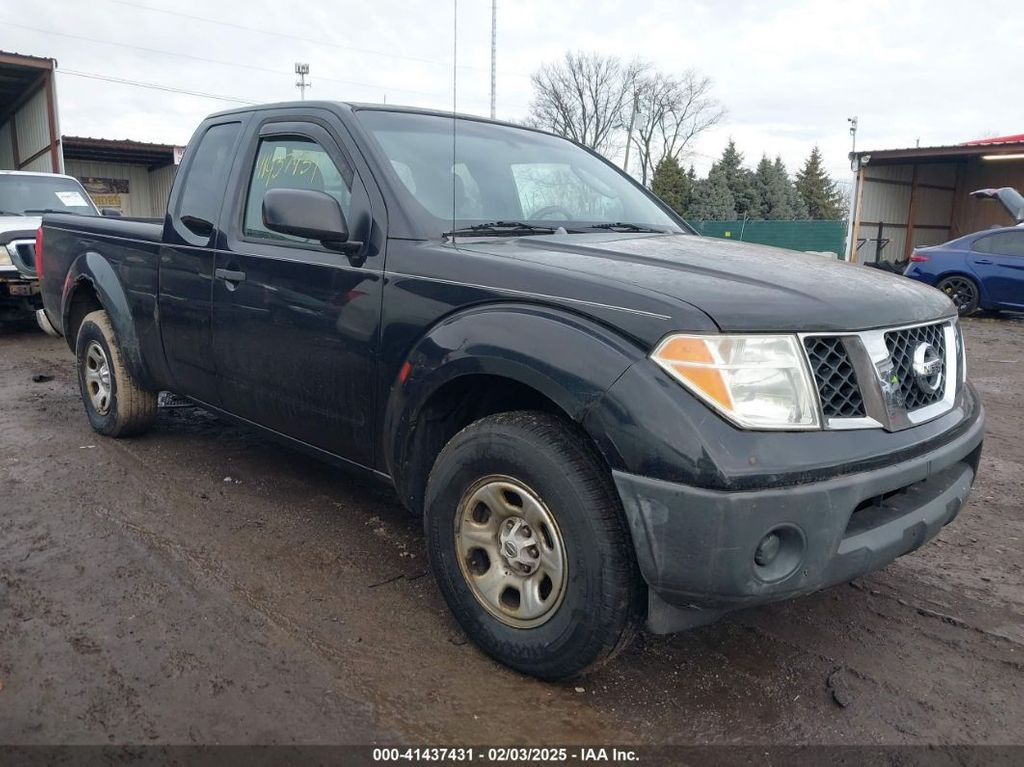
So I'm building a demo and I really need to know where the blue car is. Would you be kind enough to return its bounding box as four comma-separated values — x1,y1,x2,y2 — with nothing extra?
904,226,1024,315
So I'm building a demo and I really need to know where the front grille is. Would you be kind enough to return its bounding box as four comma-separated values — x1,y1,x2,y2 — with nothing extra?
14,242,35,270
804,336,866,418
885,322,946,410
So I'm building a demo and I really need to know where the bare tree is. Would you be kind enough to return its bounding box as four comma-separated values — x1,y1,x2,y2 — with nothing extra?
527,52,646,155
629,70,724,185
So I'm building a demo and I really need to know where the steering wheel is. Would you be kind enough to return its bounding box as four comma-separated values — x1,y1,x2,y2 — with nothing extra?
528,205,573,221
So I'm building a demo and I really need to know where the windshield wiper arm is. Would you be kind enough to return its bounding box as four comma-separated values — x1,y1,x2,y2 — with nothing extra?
23,208,83,216
0,210,24,216
445,221,562,237
587,222,666,233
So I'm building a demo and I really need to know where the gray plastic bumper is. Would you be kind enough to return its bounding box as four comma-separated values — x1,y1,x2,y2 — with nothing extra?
613,406,985,633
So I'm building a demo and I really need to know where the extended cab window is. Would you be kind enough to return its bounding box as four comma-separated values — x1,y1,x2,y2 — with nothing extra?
973,231,1024,256
244,137,353,244
176,122,241,229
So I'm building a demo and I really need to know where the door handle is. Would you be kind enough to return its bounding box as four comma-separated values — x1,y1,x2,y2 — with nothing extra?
215,267,246,283
974,259,993,265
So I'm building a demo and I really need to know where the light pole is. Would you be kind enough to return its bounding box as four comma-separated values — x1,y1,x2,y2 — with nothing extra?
295,63,311,100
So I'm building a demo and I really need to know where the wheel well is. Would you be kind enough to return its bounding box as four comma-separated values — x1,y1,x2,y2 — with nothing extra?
398,375,577,515
936,271,978,285
66,280,103,347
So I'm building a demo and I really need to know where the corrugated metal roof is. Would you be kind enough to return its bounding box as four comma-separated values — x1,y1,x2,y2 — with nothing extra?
62,136,180,152
62,136,182,168
962,133,1024,146
0,50,57,67
853,137,1024,163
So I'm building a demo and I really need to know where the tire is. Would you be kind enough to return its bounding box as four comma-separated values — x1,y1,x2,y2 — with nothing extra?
75,310,157,437
936,275,980,315
424,411,644,680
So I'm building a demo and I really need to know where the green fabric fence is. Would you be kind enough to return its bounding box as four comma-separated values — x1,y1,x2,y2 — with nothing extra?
691,219,847,257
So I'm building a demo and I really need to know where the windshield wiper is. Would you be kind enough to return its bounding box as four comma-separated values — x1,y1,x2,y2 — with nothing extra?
586,222,667,233
0,210,24,216
23,208,84,216
445,221,563,237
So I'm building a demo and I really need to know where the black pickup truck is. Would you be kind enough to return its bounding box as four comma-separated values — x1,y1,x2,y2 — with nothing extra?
38,102,984,680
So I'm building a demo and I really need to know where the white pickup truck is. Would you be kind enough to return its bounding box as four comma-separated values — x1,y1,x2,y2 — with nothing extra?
0,170,98,323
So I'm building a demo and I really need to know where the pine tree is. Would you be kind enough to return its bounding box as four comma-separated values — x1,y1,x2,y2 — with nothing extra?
692,164,736,221
651,156,691,217
716,140,758,217
683,165,698,219
776,156,807,219
752,154,803,219
795,146,844,219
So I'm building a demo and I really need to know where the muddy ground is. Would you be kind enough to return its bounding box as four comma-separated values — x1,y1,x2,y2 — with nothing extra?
1,316,1021,746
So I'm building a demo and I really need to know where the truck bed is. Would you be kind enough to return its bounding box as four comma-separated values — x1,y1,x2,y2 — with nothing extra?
42,212,164,242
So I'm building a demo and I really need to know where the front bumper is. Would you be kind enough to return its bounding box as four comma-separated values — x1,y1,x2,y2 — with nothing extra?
0,272,42,320
613,402,985,633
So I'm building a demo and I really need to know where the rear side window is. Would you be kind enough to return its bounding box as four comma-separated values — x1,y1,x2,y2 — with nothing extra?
973,231,1024,256
243,137,353,244
176,122,241,234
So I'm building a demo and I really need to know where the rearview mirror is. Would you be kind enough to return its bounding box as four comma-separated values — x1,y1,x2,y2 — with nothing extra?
262,188,360,252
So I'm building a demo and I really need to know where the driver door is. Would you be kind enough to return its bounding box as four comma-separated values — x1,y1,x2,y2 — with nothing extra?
211,118,382,467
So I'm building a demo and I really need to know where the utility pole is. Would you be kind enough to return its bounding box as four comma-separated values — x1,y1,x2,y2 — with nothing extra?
623,92,640,176
489,0,496,119
847,115,858,155
295,63,311,100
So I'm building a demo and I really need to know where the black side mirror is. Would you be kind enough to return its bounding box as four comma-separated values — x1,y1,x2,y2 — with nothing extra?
100,208,122,217
262,188,361,253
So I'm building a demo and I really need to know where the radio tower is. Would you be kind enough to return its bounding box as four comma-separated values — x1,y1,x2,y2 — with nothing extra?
295,63,311,100
489,0,496,119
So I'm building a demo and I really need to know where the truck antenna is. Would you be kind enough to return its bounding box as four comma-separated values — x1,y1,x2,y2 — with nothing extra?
451,0,458,241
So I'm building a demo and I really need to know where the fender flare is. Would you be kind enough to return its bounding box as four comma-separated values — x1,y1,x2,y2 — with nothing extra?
62,251,154,388
383,303,647,504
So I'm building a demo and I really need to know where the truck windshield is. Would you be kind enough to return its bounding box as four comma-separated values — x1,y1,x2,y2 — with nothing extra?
356,110,682,237
0,175,98,216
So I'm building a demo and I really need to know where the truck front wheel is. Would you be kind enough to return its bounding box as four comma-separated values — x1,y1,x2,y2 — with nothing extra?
75,310,157,438
424,411,644,680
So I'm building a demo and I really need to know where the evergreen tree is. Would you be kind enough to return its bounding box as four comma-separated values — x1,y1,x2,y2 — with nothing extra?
776,156,807,218
752,154,803,219
651,156,691,217
716,139,758,217
692,164,736,221
795,146,845,219
683,165,698,219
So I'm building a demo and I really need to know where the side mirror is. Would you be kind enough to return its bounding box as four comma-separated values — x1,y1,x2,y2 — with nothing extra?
100,208,122,217
262,188,361,253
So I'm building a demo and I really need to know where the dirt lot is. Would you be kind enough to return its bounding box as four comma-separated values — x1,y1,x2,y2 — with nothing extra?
1,316,1022,746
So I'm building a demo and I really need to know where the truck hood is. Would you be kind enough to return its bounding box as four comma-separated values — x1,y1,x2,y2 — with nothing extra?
459,232,955,333
0,215,42,237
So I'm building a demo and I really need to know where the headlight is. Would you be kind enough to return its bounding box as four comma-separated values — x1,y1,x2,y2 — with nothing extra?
0,246,12,267
651,333,820,430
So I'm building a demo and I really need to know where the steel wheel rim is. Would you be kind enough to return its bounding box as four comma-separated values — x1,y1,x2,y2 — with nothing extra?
454,475,568,629
84,341,112,415
942,278,976,312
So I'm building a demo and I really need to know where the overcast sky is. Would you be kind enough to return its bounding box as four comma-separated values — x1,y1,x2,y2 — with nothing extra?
7,0,1022,180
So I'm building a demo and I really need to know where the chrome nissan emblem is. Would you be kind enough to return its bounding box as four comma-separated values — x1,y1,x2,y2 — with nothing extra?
912,342,943,394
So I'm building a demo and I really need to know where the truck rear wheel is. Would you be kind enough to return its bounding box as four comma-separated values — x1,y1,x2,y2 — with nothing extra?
424,411,644,680
76,310,157,438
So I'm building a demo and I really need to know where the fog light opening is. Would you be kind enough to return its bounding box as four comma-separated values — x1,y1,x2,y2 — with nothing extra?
752,525,805,583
